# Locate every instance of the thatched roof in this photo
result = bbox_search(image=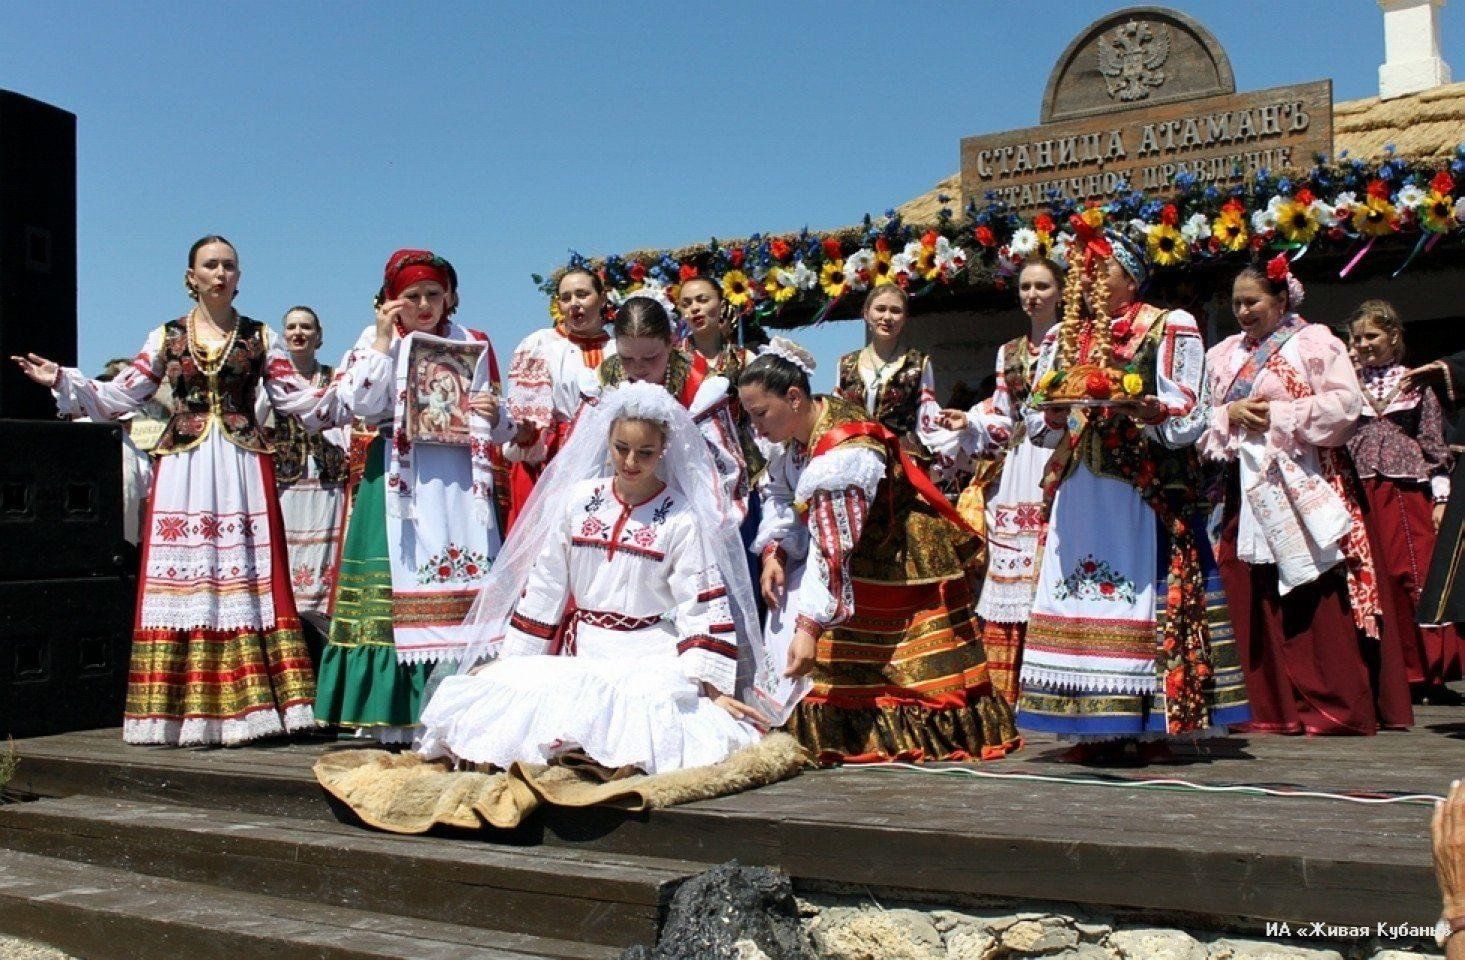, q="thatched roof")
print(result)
[1333,80,1465,161]
[895,82,1465,225]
